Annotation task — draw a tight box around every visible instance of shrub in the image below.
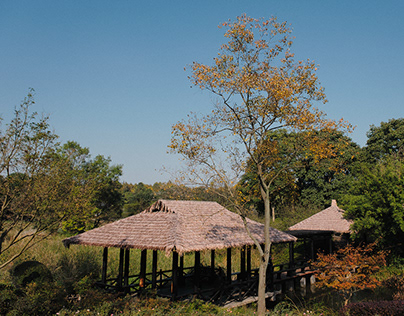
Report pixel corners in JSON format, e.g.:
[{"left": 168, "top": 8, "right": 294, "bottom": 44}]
[
  {"left": 0, "top": 282, "right": 18, "bottom": 316},
  {"left": 10, "top": 260, "right": 53, "bottom": 288},
  {"left": 55, "top": 247, "right": 100, "bottom": 293}
]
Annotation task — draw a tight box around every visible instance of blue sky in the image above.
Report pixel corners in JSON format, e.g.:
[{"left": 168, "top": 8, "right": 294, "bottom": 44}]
[{"left": 1, "top": 1, "right": 403, "bottom": 184}]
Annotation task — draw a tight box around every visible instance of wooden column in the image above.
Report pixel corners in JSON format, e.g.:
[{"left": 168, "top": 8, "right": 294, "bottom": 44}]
[
  {"left": 194, "top": 251, "right": 201, "bottom": 288},
  {"left": 101, "top": 247, "right": 108, "bottom": 285},
  {"left": 210, "top": 250, "right": 215, "bottom": 280},
  {"left": 289, "top": 242, "right": 295, "bottom": 268},
  {"left": 171, "top": 252, "right": 179, "bottom": 299},
  {"left": 240, "top": 246, "right": 246, "bottom": 280},
  {"left": 139, "top": 249, "right": 147, "bottom": 289},
  {"left": 310, "top": 239, "right": 315, "bottom": 260},
  {"left": 117, "top": 248, "right": 125, "bottom": 289},
  {"left": 288, "top": 242, "right": 295, "bottom": 277},
  {"left": 179, "top": 254, "right": 184, "bottom": 285},
  {"left": 328, "top": 236, "right": 333, "bottom": 254},
  {"left": 124, "top": 249, "right": 130, "bottom": 291},
  {"left": 267, "top": 256, "right": 274, "bottom": 291},
  {"left": 226, "top": 248, "right": 232, "bottom": 284},
  {"left": 246, "top": 246, "right": 251, "bottom": 279},
  {"left": 152, "top": 250, "right": 158, "bottom": 289},
  {"left": 303, "top": 238, "right": 307, "bottom": 260}
]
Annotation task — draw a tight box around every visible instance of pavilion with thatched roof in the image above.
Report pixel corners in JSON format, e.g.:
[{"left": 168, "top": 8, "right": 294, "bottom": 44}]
[
  {"left": 287, "top": 200, "right": 352, "bottom": 259},
  {"left": 63, "top": 200, "right": 297, "bottom": 302}
]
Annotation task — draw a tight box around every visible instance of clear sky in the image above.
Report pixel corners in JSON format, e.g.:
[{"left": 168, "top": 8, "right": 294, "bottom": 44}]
[{"left": 1, "top": 1, "right": 403, "bottom": 184}]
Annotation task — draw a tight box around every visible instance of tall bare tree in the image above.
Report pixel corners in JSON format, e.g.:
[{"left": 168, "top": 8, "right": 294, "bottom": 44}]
[{"left": 170, "top": 15, "right": 351, "bottom": 315}]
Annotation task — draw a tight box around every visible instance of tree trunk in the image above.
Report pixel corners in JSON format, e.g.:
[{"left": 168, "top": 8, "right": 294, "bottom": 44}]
[{"left": 257, "top": 192, "right": 272, "bottom": 315}]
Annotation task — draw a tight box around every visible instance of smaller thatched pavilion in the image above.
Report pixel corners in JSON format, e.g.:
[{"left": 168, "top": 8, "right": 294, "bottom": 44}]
[
  {"left": 63, "top": 200, "right": 296, "bottom": 301},
  {"left": 288, "top": 200, "right": 352, "bottom": 259}
]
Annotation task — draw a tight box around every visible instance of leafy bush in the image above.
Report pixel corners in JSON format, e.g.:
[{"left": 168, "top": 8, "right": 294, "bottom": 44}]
[
  {"left": 10, "top": 260, "right": 53, "bottom": 288},
  {"left": 55, "top": 247, "right": 100, "bottom": 293},
  {"left": 0, "top": 282, "right": 18, "bottom": 316},
  {"left": 7, "top": 281, "right": 66, "bottom": 316},
  {"left": 340, "top": 300, "right": 404, "bottom": 316}
]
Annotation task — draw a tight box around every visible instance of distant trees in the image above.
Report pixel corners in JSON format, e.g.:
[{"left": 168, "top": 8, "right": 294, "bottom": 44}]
[
  {"left": 121, "top": 182, "right": 155, "bottom": 217},
  {"left": 59, "top": 141, "right": 123, "bottom": 233},
  {"left": 0, "top": 91, "right": 122, "bottom": 268},
  {"left": 120, "top": 181, "right": 229, "bottom": 217}
]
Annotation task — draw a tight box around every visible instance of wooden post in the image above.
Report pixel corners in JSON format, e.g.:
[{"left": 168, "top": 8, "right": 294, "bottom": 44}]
[
  {"left": 152, "top": 250, "right": 158, "bottom": 289},
  {"left": 303, "top": 238, "right": 307, "bottom": 260},
  {"left": 101, "top": 247, "right": 108, "bottom": 285},
  {"left": 139, "top": 249, "right": 147, "bottom": 289},
  {"left": 226, "top": 248, "right": 232, "bottom": 284},
  {"left": 171, "top": 251, "right": 178, "bottom": 299},
  {"left": 288, "top": 242, "right": 294, "bottom": 277},
  {"left": 194, "top": 251, "right": 201, "bottom": 288},
  {"left": 289, "top": 242, "right": 295, "bottom": 267},
  {"left": 179, "top": 254, "right": 184, "bottom": 285},
  {"left": 240, "top": 246, "right": 246, "bottom": 280},
  {"left": 267, "top": 256, "right": 274, "bottom": 292},
  {"left": 246, "top": 246, "right": 251, "bottom": 279},
  {"left": 124, "top": 249, "right": 130, "bottom": 291},
  {"left": 310, "top": 238, "right": 315, "bottom": 260},
  {"left": 328, "top": 235, "right": 333, "bottom": 254},
  {"left": 210, "top": 250, "right": 215, "bottom": 281},
  {"left": 117, "top": 248, "right": 124, "bottom": 289}
]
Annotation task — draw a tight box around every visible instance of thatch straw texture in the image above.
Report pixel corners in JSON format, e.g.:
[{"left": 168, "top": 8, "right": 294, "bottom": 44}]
[
  {"left": 288, "top": 200, "right": 352, "bottom": 234},
  {"left": 63, "top": 200, "right": 296, "bottom": 255}
]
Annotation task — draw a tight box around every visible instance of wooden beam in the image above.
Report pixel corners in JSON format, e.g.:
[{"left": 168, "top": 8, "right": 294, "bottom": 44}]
[
  {"left": 240, "top": 246, "right": 246, "bottom": 280},
  {"left": 152, "top": 250, "right": 158, "bottom": 289},
  {"left": 117, "top": 248, "right": 124, "bottom": 289},
  {"left": 210, "top": 250, "right": 215, "bottom": 281},
  {"left": 139, "top": 249, "right": 147, "bottom": 289},
  {"left": 310, "top": 239, "right": 314, "bottom": 260},
  {"left": 171, "top": 251, "right": 179, "bottom": 299},
  {"left": 101, "top": 247, "right": 108, "bottom": 285},
  {"left": 227, "top": 248, "right": 232, "bottom": 284},
  {"left": 246, "top": 246, "right": 251, "bottom": 279},
  {"left": 289, "top": 242, "right": 295, "bottom": 268},
  {"left": 267, "top": 256, "right": 274, "bottom": 292},
  {"left": 124, "top": 249, "right": 130, "bottom": 291},
  {"left": 328, "top": 236, "right": 333, "bottom": 254},
  {"left": 194, "top": 251, "right": 201, "bottom": 288},
  {"left": 179, "top": 254, "right": 184, "bottom": 285}
]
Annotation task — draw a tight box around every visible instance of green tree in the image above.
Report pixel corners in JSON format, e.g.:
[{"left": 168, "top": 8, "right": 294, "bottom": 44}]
[
  {"left": 294, "top": 130, "right": 360, "bottom": 208},
  {"left": 121, "top": 182, "right": 155, "bottom": 217},
  {"left": 0, "top": 91, "right": 88, "bottom": 268},
  {"left": 0, "top": 92, "right": 123, "bottom": 268},
  {"left": 364, "top": 118, "right": 404, "bottom": 162},
  {"left": 60, "top": 141, "right": 123, "bottom": 233},
  {"left": 238, "top": 130, "right": 359, "bottom": 219},
  {"left": 169, "top": 15, "right": 351, "bottom": 314},
  {"left": 341, "top": 156, "right": 404, "bottom": 254}
]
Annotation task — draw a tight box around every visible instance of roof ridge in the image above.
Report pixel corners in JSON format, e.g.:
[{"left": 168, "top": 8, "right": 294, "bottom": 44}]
[{"left": 144, "top": 200, "right": 174, "bottom": 213}]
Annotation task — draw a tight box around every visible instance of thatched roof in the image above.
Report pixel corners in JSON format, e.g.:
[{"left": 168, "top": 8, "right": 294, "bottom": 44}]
[
  {"left": 288, "top": 200, "right": 352, "bottom": 235},
  {"left": 63, "top": 200, "right": 296, "bottom": 255}
]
